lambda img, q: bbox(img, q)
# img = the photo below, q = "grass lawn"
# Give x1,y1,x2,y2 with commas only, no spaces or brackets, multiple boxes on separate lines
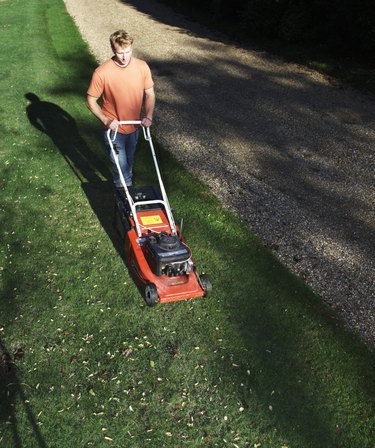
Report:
1,1,375,447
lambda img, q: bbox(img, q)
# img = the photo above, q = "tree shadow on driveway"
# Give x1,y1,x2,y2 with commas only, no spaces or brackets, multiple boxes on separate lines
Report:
112,0,375,345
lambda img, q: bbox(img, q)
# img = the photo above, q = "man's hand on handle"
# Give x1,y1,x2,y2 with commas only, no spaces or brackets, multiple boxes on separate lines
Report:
105,119,120,131
141,117,153,127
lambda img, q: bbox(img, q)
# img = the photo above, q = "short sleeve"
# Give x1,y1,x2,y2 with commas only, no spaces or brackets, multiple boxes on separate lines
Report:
144,63,154,90
87,70,104,98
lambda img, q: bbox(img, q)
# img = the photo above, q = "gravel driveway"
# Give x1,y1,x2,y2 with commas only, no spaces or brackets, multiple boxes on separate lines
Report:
64,0,375,346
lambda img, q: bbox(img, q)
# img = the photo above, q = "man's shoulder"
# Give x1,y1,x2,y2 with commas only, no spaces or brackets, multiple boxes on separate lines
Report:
131,57,150,70
131,57,146,65
94,59,115,76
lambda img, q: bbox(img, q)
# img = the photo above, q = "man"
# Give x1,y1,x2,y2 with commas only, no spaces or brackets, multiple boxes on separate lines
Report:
86,30,155,187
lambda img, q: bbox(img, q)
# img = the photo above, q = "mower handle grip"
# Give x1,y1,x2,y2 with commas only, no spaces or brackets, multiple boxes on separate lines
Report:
107,120,151,142
116,120,142,125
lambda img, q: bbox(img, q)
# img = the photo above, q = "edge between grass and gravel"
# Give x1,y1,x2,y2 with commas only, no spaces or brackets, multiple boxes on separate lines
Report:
1,1,375,447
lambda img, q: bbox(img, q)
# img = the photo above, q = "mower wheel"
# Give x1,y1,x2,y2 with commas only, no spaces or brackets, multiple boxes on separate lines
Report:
145,283,159,307
199,274,212,297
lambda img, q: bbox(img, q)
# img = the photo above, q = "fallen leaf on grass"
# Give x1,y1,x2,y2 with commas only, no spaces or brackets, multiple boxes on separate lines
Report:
119,348,133,357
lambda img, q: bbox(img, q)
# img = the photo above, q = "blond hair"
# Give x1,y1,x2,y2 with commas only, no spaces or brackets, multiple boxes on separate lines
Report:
110,30,134,52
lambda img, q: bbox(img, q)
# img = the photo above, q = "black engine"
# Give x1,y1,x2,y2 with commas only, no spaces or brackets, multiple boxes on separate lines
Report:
143,233,193,277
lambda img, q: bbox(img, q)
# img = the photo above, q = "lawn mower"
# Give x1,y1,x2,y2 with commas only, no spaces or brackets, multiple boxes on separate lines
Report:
107,121,212,306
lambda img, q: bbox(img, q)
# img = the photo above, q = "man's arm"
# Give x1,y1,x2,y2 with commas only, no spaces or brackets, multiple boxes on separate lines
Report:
86,94,113,128
141,87,155,127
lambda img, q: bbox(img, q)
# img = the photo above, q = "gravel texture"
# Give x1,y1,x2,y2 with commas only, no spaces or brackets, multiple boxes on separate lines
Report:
64,0,375,347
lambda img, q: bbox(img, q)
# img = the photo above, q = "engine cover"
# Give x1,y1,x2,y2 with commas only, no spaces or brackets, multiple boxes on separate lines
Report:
143,233,192,277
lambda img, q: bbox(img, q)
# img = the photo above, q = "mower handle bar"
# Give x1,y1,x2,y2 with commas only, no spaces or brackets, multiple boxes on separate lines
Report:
108,120,151,142
106,121,177,237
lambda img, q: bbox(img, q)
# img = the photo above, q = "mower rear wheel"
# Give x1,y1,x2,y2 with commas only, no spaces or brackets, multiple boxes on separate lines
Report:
199,274,212,297
145,283,159,307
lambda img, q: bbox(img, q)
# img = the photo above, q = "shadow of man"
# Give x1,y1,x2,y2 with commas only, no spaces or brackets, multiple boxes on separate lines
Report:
25,92,110,184
24,92,123,258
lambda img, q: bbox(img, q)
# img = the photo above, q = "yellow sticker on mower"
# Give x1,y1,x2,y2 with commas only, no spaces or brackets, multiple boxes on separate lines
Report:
140,215,163,225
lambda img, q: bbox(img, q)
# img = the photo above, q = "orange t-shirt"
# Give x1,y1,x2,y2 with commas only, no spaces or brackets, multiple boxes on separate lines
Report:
87,57,154,134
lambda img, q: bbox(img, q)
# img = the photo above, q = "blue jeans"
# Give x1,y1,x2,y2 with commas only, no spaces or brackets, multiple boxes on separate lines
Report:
104,129,139,187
